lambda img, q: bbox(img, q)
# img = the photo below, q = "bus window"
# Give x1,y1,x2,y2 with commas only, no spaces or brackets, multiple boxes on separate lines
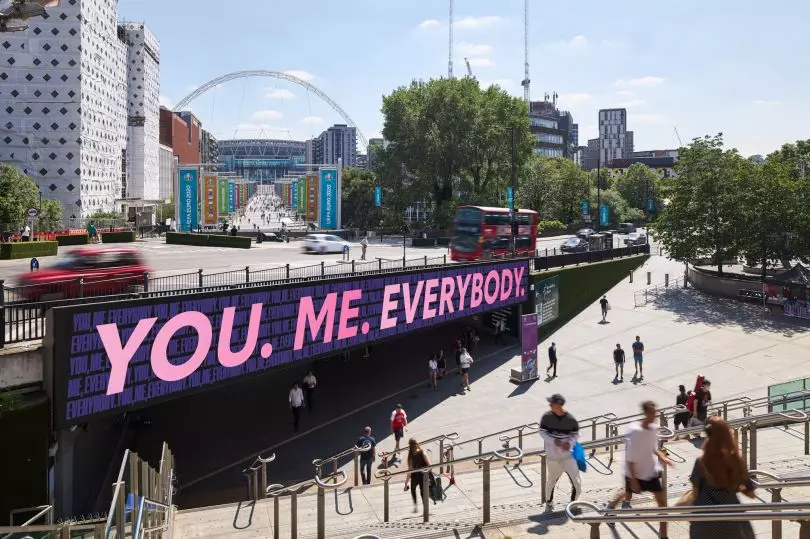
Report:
484,212,510,226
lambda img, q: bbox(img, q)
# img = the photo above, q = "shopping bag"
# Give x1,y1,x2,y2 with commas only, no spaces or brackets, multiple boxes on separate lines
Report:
572,442,588,472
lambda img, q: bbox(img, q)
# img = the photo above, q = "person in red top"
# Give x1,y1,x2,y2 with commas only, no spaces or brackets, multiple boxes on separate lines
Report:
391,404,408,454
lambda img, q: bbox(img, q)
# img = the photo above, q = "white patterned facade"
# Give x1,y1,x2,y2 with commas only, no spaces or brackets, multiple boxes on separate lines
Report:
0,0,128,219
121,22,159,201
158,143,173,200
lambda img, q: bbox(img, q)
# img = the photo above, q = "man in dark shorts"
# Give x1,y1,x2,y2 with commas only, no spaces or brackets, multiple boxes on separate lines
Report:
674,385,690,430
613,343,626,382
547,342,558,378
599,295,609,322
632,336,645,380
390,404,408,456
606,401,673,537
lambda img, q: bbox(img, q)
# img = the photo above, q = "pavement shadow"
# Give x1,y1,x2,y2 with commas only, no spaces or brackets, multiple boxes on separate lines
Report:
649,287,810,337
523,508,571,535
508,380,537,397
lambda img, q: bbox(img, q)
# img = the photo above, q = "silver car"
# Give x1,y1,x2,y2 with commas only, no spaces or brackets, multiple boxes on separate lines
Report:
624,232,648,246
303,234,350,254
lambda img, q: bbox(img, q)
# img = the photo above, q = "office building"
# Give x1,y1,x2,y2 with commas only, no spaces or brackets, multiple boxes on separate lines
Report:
120,22,160,202
0,0,130,219
529,99,569,158
355,154,368,169
159,108,201,165
367,137,384,170
158,144,174,201
606,157,676,180
598,108,634,165
320,124,357,167
200,129,218,168
218,139,305,183
305,137,323,166
633,149,679,160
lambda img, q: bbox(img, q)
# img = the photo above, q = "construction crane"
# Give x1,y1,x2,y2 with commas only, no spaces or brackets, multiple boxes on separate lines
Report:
464,57,473,77
674,126,684,147
520,0,530,102
448,0,454,78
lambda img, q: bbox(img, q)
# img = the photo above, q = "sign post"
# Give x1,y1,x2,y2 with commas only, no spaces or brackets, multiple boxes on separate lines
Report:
506,187,514,210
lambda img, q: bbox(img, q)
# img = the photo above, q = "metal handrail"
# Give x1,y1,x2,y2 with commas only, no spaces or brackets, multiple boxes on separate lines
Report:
566,500,810,522
242,452,276,502
449,423,540,458
314,443,371,472
8,505,52,526
376,431,460,464
313,470,349,490
375,446,525,481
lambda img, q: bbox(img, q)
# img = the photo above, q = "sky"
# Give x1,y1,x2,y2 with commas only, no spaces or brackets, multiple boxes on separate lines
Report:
117,0,810,156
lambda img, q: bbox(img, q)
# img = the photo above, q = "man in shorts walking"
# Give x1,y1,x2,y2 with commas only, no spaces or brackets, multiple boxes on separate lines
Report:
613,343,626,382
390,404,408,456
632,336,645,380
606,401,673,537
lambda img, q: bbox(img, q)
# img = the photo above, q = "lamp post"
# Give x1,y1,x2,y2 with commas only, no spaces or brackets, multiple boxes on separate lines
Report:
511,126,517,257
596,137,602,232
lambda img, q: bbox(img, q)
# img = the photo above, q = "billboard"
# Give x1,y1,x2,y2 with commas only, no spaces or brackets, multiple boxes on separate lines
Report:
228,181,236,213
521,313,539,380
217,179,229,216
49,259,529,427
306,175,319,222
297,179,306,214
291,179,298,210
534,275,560,327
178,168,198,232
319,168,338,229
203,175,218,225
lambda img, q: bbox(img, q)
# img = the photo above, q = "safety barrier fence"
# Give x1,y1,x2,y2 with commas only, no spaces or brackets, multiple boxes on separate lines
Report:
1,245,651,347
634,276,685,307
247,408,807,539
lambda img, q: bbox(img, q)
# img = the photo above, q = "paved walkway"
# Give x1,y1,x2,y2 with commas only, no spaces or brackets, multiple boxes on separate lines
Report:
172,252,810,537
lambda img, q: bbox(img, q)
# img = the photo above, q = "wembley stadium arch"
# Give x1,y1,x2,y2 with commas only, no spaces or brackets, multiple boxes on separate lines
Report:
172,70,368,149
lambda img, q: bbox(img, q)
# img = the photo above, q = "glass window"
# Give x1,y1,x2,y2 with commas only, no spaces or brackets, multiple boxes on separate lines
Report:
530,117,558,129
535,133,564,145
534,147,564,158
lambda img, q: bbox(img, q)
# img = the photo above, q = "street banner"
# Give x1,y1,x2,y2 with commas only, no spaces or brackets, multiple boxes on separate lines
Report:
581,201,589,214
178,168,198,232
287,184,292,207
306,175,319,222
242,184,248,206
202,175,218,225
217,178,229,216
319,168,338,229
520,313,539,380
291,179,299,210
506,187,514,210
647,198,655,212
374,186,382,207
228,181,236,213
297,179,306,214
599,204,609,227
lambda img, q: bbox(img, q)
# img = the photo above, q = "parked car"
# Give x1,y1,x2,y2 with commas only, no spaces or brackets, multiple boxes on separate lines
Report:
264,232,285,243
618,222,636,234
303,234,350,254
576,228,596,239
560,237,590,253
14,247,151,301
624,232,648,246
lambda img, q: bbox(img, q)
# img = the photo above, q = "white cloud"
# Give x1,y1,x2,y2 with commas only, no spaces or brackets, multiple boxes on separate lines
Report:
252,110,283,121
301,116,324,125
158,95,173,108
568,35,588,47
633,113,665,124
615,90,637,97
454,16,503,29
614,76,665,88
417,19,440,29
753,99,781,106
557,92,592,106
467,57,495,68
284,70,315,82
265,89,296,100
456,42,493,56
615,100,647,109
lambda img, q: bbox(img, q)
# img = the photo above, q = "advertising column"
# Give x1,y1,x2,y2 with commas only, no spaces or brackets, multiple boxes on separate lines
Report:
319,168,338,229
177,168,198,232
306,174,319,223
203,175,218,226
217,178,229,217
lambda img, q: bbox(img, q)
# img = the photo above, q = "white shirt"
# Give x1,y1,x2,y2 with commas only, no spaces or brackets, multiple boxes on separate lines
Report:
459,351,473,368
428,359,438,371
289,387,304,408
303,374,317,389
624,421,660,480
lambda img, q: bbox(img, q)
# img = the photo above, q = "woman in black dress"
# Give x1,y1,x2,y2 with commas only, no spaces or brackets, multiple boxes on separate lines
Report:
687,417,755,539
403,438,431,513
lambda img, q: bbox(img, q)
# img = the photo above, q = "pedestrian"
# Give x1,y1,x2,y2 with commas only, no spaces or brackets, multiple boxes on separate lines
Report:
289,382,304,432
356,426,377,485
539,394,581,507
86,221,98,244
21,224,31,242
547,342,558,377
436,349,447,379
600,295,610,322
605,401,673,537
302,370,317,412
342,243,350,261
494,318,506,345
683,417,755,539
613,343,626,382
403,438,431,513
428,354,438,391
459,346,474,392
674,385,691,431
361,236,368,260
693,379,712,425
454,339,462,374
632,336,645,380
390,404,408,455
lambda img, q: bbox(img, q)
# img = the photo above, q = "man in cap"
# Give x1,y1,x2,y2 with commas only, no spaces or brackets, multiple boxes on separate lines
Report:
539,393,581,508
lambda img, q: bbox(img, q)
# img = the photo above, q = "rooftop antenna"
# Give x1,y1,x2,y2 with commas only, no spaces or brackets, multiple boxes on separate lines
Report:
448,0,454,78
520,0,530,102
553,91,558,107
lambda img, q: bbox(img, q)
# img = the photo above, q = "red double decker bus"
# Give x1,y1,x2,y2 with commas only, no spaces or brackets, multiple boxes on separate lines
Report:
450,206,539,261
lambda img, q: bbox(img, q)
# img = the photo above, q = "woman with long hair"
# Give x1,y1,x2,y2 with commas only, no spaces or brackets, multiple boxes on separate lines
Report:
686,417,755,538
403,438,431,513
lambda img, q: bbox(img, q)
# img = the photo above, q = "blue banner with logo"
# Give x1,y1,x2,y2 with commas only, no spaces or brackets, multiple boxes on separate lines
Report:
178,168,198,232
581,201,590,214
319,168,338,229
228,181,236,213
374,186,382,207
291,179,298,210
646,198,655,212
506,187,514,210
599,204,609,227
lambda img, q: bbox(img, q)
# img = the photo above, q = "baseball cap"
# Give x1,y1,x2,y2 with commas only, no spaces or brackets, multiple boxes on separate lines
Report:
547,394,566,405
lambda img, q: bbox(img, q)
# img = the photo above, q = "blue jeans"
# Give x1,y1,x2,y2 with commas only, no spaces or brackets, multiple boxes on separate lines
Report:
360,459,373,485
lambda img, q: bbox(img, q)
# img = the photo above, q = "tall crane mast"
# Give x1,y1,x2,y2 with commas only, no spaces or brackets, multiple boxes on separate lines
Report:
674,126,684,146
465,58,473,77
448,0,454,78
520,0,530,102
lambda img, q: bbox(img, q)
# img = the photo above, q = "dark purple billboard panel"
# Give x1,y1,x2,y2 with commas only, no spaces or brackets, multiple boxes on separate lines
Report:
49,259,529,428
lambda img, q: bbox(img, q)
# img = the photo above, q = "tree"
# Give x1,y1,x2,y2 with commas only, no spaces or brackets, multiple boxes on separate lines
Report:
591,188,639,227
518,157,589,225
39,199,63,231
651,134,746,274
341,167,382,230
613,163,661,212
0,164,39,230
381,78,533,227
589,168,613,191
765,139,810,264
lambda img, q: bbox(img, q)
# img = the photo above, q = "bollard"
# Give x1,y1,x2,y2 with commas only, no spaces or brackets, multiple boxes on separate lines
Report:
317,484,326,539
482,459,491,524
383,479,390,522
665,273,669,287
772,487,783,539
273,497,280,539
629,270,633,283
750,421,758,470
540,455,547,503
198,268,203,288
647,271,651,285
291,492,298,539
422,471,430,523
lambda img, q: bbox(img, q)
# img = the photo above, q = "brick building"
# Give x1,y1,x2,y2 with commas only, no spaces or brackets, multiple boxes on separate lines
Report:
159,107,201,165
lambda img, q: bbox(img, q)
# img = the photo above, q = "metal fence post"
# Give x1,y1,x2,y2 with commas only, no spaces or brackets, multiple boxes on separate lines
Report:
290,492,298,539
286,263,290,279
741,424,749,463
353,453,360,487
750,421,758,470
629,270,633,283
443,254,447,264
78,277,84,298
383,479,390,522
251,468,259,502
723,402,729,421
482,459,491,524
245,266,250,284
805,419,809,455
143,272,149,293
402,256,406,268
772,487,783,539
540,455,547,503
647,271,651,285
589,523,601,538
0,278,5,348
351,260,355,274
438,439,445,475
198,269,203,288
799,520,810,539
422,470,430,523
317,484,325,539
321,261,325,276
273,497,280,539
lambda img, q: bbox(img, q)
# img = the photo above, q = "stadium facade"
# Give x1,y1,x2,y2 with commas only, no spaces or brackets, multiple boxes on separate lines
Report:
218,139,306,183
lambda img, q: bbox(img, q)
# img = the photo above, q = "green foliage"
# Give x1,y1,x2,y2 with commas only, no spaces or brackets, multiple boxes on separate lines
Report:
56,234,88,246
0,164,40,227
341,167,383,230
89,211,124,220
589,168,613,191
166,232,251,249
166,232,208,246
207,234,251,249
0,241,58,260
38,199,63,232
158,202,175,222
613,163,661,212
518,156,589,224
592,188,641,227
0,391,21,417
381,77,533,227
100,231,136,243
538,220,566,233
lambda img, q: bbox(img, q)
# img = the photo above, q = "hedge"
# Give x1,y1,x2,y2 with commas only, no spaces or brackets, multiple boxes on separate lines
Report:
56,234,88,246
166,232,251,249
0,241,58,260
101,231,136,243
412,237,437,247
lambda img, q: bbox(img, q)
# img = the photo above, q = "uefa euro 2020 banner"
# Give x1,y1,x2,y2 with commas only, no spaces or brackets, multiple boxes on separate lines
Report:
217,178,229,216
49,259,529,428
178,168,198,232
319,168,337,229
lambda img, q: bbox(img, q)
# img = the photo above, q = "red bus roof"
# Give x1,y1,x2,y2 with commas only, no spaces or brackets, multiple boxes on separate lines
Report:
458,205,538,214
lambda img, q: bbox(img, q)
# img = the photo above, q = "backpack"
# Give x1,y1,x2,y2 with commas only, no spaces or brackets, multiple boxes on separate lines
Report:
392,410,406,430
429,473,445,504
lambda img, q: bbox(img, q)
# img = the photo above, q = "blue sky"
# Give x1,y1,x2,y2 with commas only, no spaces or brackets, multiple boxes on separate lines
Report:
118,0,809,156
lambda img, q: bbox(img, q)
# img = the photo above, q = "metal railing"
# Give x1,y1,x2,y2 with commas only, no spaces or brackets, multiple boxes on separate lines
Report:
634,276,685,307
749,470,810,539
375,432,460,475
243,453,277,503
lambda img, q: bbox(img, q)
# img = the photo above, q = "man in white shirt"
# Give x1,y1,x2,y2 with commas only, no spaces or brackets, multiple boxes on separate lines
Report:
459,347,474,392
289,382,304,432
539,394,581,507
606,401,673,537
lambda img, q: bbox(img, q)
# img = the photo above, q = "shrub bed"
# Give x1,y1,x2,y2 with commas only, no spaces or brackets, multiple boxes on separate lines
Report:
100,231,136,243
0,241,58,260
166,232,251,249
56,234,88,246
207,234,251,249
412,237,437,247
